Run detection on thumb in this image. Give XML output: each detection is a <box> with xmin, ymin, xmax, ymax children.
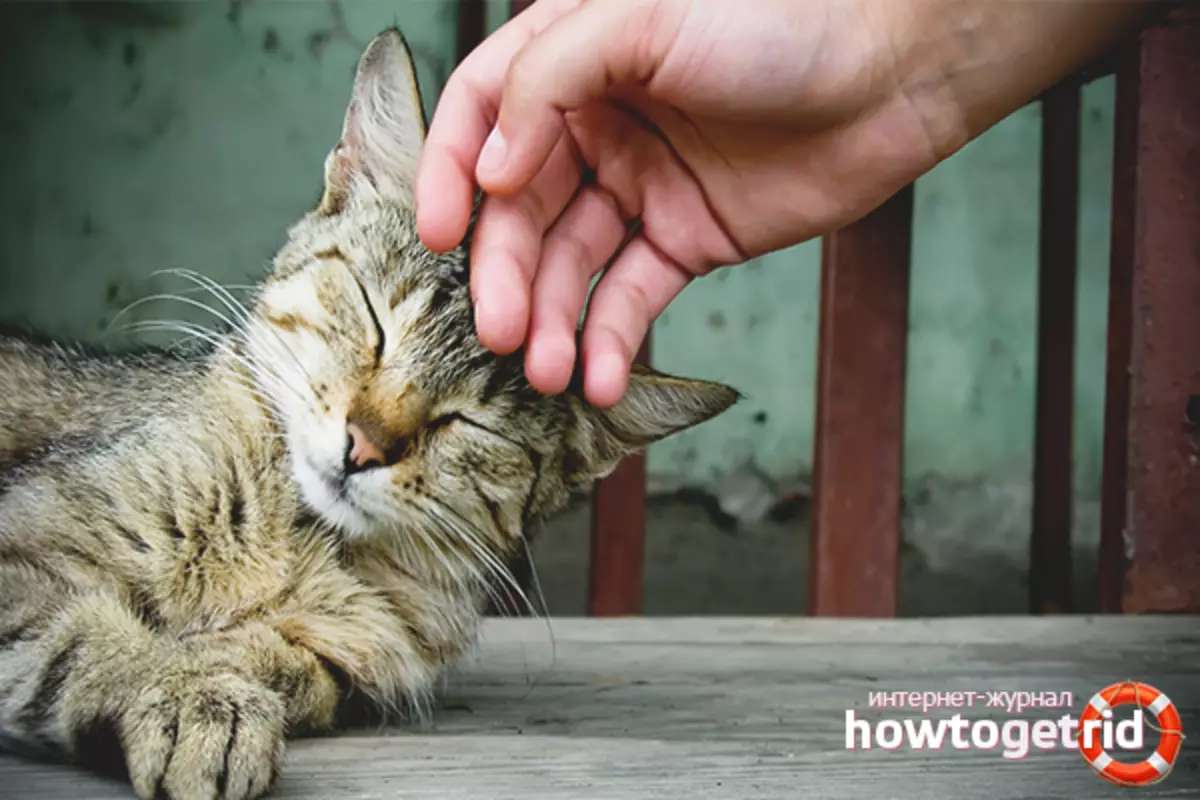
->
<box><xmin>475</xmin><ymin>0</ymin><xmax>679</xmax><ymax>195</ymax></box>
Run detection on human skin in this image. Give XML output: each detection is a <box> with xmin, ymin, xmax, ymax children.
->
<box><xmin>414</xmin><ymin>0</ymin><xmax>1151</xmax><ymax>408</ymax></box>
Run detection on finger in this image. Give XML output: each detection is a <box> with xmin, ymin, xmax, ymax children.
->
<box><xmin>476</xmin><ymin>0</ymin><xmax>680</xmax><ymax>195</ymax></box>
<box><xmin>414</xmin><ymin>81</ymin><xmax>490</xmax><ymax>253</ymax></box>
<box><xmin>525</xmin><ymin>187</ymin><xmax>628</xmax><ymax>395</ymax></box>
<box><xmin>415</xmin><ymin>0</ymin><xmax>585</xmax><ymax>252</ymax></box>
<box><xmin>581</xmin><ymin>236</ymin><xmax>692</xmax><ymax>408</ymax></box>
<box><xmin>470</xmin><ymin>133</ymin><xmax>583</xmax><ymax>355</ymax></box>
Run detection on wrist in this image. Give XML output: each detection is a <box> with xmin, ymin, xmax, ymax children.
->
<box><xmin>874</xmin><ymin>0</ymin><xmax>1151</xmax><ymax>162</ymax></box>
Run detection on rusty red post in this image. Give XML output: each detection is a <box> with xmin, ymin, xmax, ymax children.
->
<box><xmin>809</xmin><ymin>185</ymin><xmax>914</xmax><ymax>617</ymax></box>
<box><xmin>1030</xmin><ymin>81</ymin><xmax>1082</xmax><ymax>614</ymax></box>
<box><xmin>1100</xmin><ymin>7</ymin><xmax>1200</xmax><ymax>614</ymax></box>
<box><xmin>587</xmin><ymin>337</ymin><xmax>651</xmax><ymax>616</ymax></box>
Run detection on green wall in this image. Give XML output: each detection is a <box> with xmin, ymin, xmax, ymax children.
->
<box><xmin>0</xmin><ymin>1</ymin><xmax>1115</xmax><ymax>510</ymax></box>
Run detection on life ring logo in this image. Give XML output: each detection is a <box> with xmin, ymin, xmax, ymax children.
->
<box><xmin>1077</xmin><ymin>681</ymin><xmax>1185</xmax><ymax>787</ymax></box>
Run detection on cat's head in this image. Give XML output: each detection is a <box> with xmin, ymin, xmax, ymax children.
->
<box><xmin>245</xmin><ymin>28</ymin><xmax>738</xmax><ymax>548</ymax></box>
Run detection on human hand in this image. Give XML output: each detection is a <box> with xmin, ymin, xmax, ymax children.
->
<box><xmin>415</xmin><ymin>0</ymin><xmax>1146</xmax><ymax>408</ymax></box>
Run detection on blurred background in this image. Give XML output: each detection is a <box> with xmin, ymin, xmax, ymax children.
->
<box><xmin>0</xmin><ymin>1</ymin><xmax>1117</xmax><ymax>616</ymax></box>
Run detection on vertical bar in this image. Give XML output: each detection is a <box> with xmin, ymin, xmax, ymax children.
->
<box><xmin>809</xmin><ymin>185</ymin><xmax>914</xmax><ymax>617</ymax></box>
<box><xmin>587</xmin><ymin>336</ymin><xmax>650</xmax><ymax>616</ymax></box>
<box><xmin>1100</xmin><ymin>7</ymin><xmax>1200</xmax><ymax>614</ymax></box>
<box><xmin>1030</xmin><ymin>82</ymin><xmax>1082</xmax><ymax>614</ymax></box>
<box><xmin>456</xmin><ymin>0</ymin><xmax>486</xmax><ymax>64</ymax></box>
<box><xmin>1099</xmin><ymin>42</ymin><xmax>1139</xmax><ymax>614</ymax></box>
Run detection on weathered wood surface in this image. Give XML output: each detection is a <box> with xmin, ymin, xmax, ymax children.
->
<box><xmin>3</xmin><ymin>617</ymin><xmax>1199</xmax><ymax>799</ymax></box>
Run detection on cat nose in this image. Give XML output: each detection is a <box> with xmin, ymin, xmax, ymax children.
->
<box><xmin>344</xmin><ymin>421</ymin><xmax>387</xmax><ymax>474</ymax></box>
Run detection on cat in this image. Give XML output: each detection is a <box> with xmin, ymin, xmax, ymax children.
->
<box><xmin>0</xmin><ymin>26</ymin><xmax>738</xmax><ymax>800</ymax></box>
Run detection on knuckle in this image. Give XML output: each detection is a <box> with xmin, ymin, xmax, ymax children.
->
<box><xmin>518</xmin><ymin>186</ymin><xmax>549</xmax><ymax>229</ymax></box>
<box><xmin>580</xmin><ymin>186</ymin><xmax>622</xmax><ymax>218</ymax></box>
<box><xmin>549</xmin><ymin>230</ymin><xmax>594</xmax><ymax>271</ymax></box>
<box><xmin>613</xmin><ymin>278</ymin><xmax>653</xmax><ymax>325</ymax></box>
<box><xmin>504</xmin><ymin>49</ymin><xmax>541</xmax><ymax>99</ymax></box>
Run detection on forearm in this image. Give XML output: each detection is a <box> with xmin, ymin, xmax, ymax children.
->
<box><xmin>877</xmin><ymin>0</ymin><xmax>1154</xmax><ymax>159</ymax></box>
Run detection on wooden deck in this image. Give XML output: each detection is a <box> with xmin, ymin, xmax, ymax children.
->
<box><xmin>3</xmin><ymin>617</ymin><xmax>1198</xmax><ymax>799</ymax></box>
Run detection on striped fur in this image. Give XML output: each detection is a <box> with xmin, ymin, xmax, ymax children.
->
<box><xmin>0</xmin><ymin>28</ymin><xmax>738</xmax><ymax>800</ymax></box>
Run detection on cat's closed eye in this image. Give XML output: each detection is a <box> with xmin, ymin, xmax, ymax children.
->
<box><xmin>350</xmin><ymin>273</ymin><xmax>386</xmax><ymax>365</ymax></box>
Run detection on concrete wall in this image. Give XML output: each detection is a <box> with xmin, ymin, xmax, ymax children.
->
<box><xmin>0</xmin><ymin>1</ymin><xmax>459</xmax><ymax>343</ymax></box>
<box><xmin>0</xmin><ymin>2</ymin><xmax>1115</xmax><ymax>561</ymax></box>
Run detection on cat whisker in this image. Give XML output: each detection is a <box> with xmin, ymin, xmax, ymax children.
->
<box><xmin>106</xmin><ymin>292</ymin><xmax>238</xmax><ymax>340</ymax></box>
<box><xmin>424</xmin><ymin>499</ymin><xmax>537</xmax><ymax>620</ymax></box>
<box><xmin>121</xmin><ymin>272</ymin><xmax>319</xmax><ymax>402</ymax></box>
<box><xmin>242</xmin><ymin>316</ymin><xmax>321</xmax><ymax>389</ymax></box>
<box><xmin>151</xmin><ymin>269</ymin><xmax>261</xmax><ymax>329</ymax></box>
<box><xmin>105</xmin><ymin>314</ymin><xmax>219</xmax><ymax>346</ymax></box>
<box><xmin>420</xmin><ymin>509</ymin><xmax>507</xmax><ymax>600</ymax></box>
<box><xmin>115</xmin><ymin>319</ymin><xmax>303</xmax><ymax>415</ymax></box>
<box><xmin>158</xmin><ymin>272</ymin><xmax>312</xmax><ymax>385</ymax></box>
<box><xmin>108</xmin><ymin>314</ymin><xmax>303</xmax><ymax>408</ymax></box>
<box><xmin>398</xmin><ymin>504</ymin><xmax>505</xmax><ymax>613</ymax></box>
<box><xmin>165</xmin><ymin>269</ymin><xmax>320</xmax><ymax>393</ymax></box>
<box><xmin>516</xmin><ymin>537</ymin><xmax>558</xmax><ymax>699</ymax></box>
<box><xmin>405</xmin><ymin>518</ymin><xmax>485</xmax><ymax>607</ymax></box>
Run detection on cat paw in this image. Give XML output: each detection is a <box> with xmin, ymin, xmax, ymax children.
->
<box><xmin>121</xmin><ymin>671</ymin><xmax>286</xmax><ymax>800</ymax></box>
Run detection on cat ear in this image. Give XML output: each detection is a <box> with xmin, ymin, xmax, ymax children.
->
<box><xmin>317</xmin><ymin>28</ymin><xmax>426</xmax><ymax>216</ymax></box>
<box><xmin>562</xmin><ymin>362</ymin><xmax>740</xmax><ymax>486</ymax></box>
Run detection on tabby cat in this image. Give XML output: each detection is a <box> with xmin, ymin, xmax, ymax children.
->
<box><xmin>0</xmin><ymin>26</ymin><xmax>737</xmax><ymax>800</ymax></box>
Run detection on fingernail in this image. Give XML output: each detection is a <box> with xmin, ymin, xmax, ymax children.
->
<box><xmin>477</xmin><ymin>127</ymin><xmax>508</xmax><ymax>179</ymax></box>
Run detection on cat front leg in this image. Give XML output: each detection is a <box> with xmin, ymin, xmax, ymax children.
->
<box><xmin>161</xmin><ymin>572</ymin><xmax>459</xmax><ymax>736</ymax></box>
<box><xmin>0</xmin><ymin>576</ymin><xmax>285</xmax><ymax>800</ymax></box>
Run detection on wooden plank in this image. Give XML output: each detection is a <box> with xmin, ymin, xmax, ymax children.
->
<box><xmin>810</xmin><ymin>186</ymin><xmax>914</xmax><ymax>617</ymax></box>
<box><xmin>3</xmin><ymin>617</ymin><xmax>1198</xmax><ymax>799</ymax></box>
<box><xmin>1100</xmin><ymin>7</ymin><xmax>1200</xmax><ymax>614</ymax></box>
<box><xmin>1030</xmin><ymin>82</ymin><xmax>1082</xmax><ymax>614</ymax></box>
<box><xmin>587</xmin><ymin>337</ymin><xmax>650</xmax><ymax>616</ymax></box>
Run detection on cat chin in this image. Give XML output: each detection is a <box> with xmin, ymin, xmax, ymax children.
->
<box><xmin>291</xmin><ymin>458</ymin><xmax>377</xmax><ymax>538</ymax></box>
